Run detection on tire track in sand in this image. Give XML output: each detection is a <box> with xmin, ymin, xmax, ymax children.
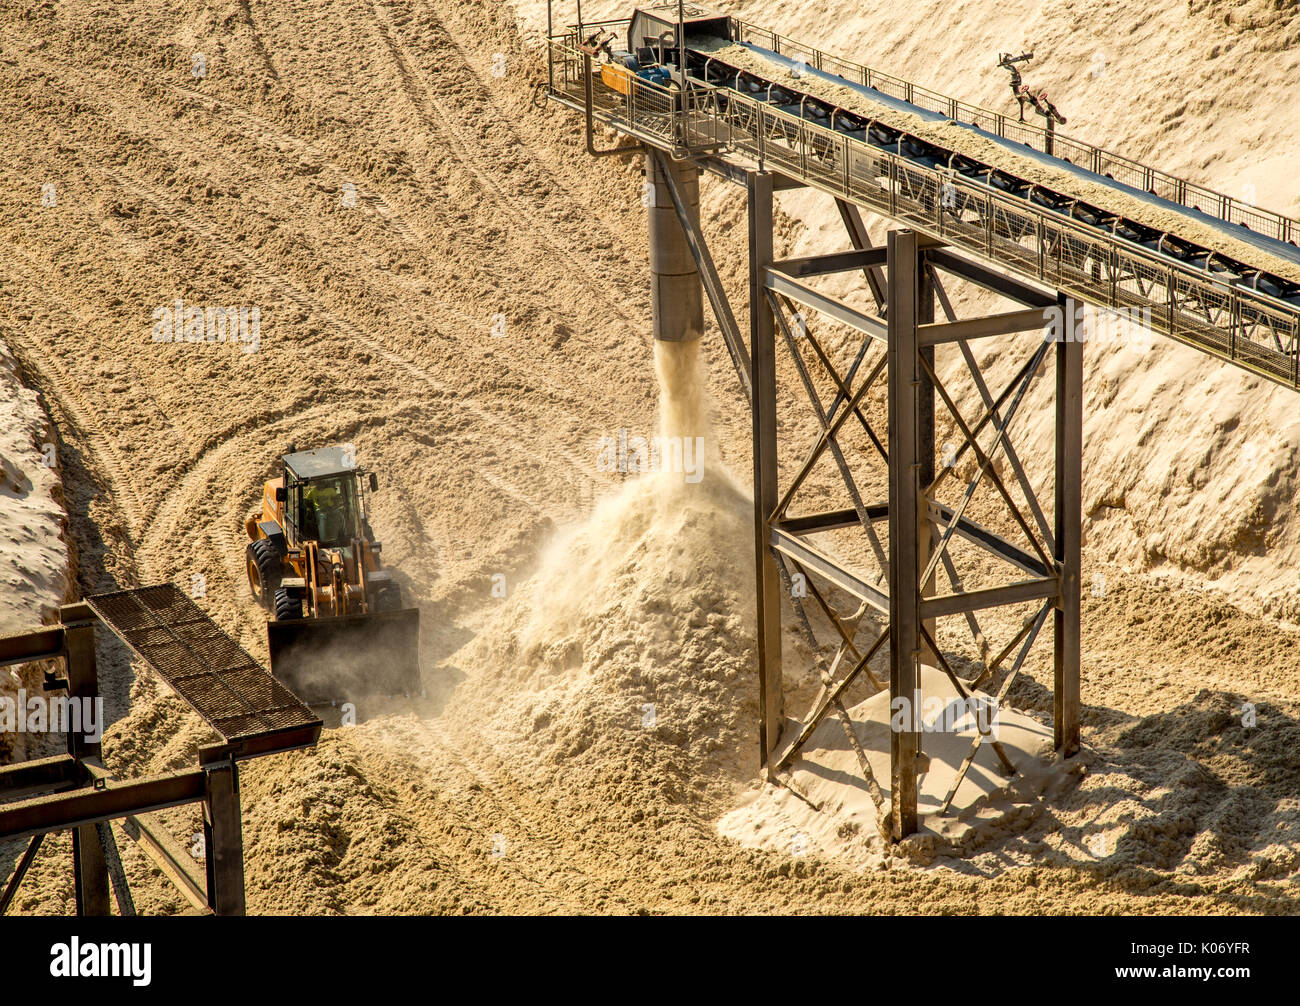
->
<box><xmin>343</xmin><ymin>719</ymin><xmax>621</xmax><ymax>912</ymax></box>
<box><xmin>364</xmin><ymin>0</ymin><xmax>653</xmax><ymax>350</ymax></box>
<box><xmin>0</xmin><ymin>252</ymin><xmax>152</xmax><ymax>550</ymax></box>
<box><xmin>11</xmin><ymin>30</ymin><xmax>619</xmax><ymax>525</ymax></box>
<box><xmin>92</xmin><ymin>160</ymin><xmax>565</xmax><ymax>511</ymax></box>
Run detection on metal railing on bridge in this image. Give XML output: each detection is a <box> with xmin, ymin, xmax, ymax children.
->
<box><xmin>546</xmin><ymin>26</ymin><xmax>1300</xmax><ymax>390</ymax></box>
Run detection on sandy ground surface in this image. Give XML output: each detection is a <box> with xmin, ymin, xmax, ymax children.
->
<box><xmin>0</xmin><ymin>0</ymin><xmax>1297</xmax><ymax>915</ymax></box>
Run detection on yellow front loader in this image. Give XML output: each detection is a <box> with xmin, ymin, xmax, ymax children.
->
<box><xmin>245</xmin><ymin>445</ymin><xmax>419</xmax><ymax>703</ymax></box>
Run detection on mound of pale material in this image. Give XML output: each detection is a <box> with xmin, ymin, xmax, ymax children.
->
<box><xmin>0</xmin><ymin>342</ymin><xmax>68</xmax><ymax>632</ymax></box>
<box><xmin>447</xmin><ymin>340</ymin><xmax>760</xmax><ymax>787</ymax></box>
<box><xmin>969</xmin><ymin>686</ymin><xmax>1300</xmax><ymax>891</ymax></box>
<box><xmin>0</xmin><ymin>339</ymin><xmax>70</xmax><ymax>763</ymax></box>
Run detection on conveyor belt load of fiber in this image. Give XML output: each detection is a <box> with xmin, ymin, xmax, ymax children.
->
<box><xmin>546</xmin><ymin>6</ymin><xmax>1300</xmax><ymax>388</ymax></box>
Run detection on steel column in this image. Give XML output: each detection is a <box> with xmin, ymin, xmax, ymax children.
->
<box><xmin>749</xmin><ymin>170</ymin><xmax>783</xmax><ymax>763</ymax></box>
<box><xmin>203</xmin><ymin>759</ymin><xmax>246</xmax><ymax>917</ymax></box>
<box><xmin>918</xmin><ymin>262</ymin><xmax>936</xmax><ymax>667</ymax></box>
<box><xmin>887</xmin><ymin>229</ymin><xmax>921</xmax><ymax>838</ymax></box>
<box><xmin>63</xmin><ymin>617</ymin><xmax>110</xmax><ymax>915</ymax></box>
<box><xmin>1054</xmin><ymin>292</ymin><xmax>1083</xmax><ymax>755</ymax></box>
<box><xmin>60</xmin><ymin>620</ymin><xmax>99</xmax><ymax>762</ymax></box>
<box><xmin>71</xmin><ymin>824</ymin><xmax>110</xmax><ymax>916</ymax></box>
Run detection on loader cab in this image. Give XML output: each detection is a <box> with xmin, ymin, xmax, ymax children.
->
<box><xmin>279</xmin><ymin>446</ymin><xmax>379</xmax><ymax>549</ymax></box>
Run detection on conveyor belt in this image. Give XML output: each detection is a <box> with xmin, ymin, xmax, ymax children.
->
<box><xmin>691</xmin><ymin>43</ymin><xmax>1300</xmax><ymax>304</ymax></box>
<box><xmin>723</xmin><ymin>19</ymin><xmax>1300</xmax><ymax>250</ymax></box>
<box><xmin>546</xmin><ymin>19</ymin><xmax>1300</xmax><ymax>390</ymax></box>
<box><xmin>86</xmin><ymin>585</ymin><xmax>320</xmax><ymax>749</ymax></box>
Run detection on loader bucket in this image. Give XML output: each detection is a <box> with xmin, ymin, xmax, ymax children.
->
<box><xmin>267</xmin><ymin>607</ymin><xmax>420</xmax><ymax>705</ymax></box>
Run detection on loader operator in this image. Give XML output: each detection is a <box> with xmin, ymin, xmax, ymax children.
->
<box><xmin>302</xmin><ymin>481</ymin><xmax>349</xmax><ymax>547</ymax></box>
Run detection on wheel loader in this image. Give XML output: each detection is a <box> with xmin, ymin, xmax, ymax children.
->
<box><xmin>245</xmin><ymin>445</ymin><xmax>420</xmax><ymax>703</ymax></box>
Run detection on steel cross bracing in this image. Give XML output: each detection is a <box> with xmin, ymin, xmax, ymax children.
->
<box><xmin>546</xmin><ymin>23</ymin><xmax>1300</xmax><ymax>389</ymax></box>
<box><xmin>745</xmin><ymin>170</ymin><xmax>1081</xmax><ymax>837</ymax></box>
<box><xmin>545</xmin><ymin>7</ymin><xmax>1288</xmax><ymax>838</ymax></box>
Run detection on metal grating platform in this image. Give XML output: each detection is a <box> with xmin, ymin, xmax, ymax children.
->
<box><xmin>85</xmin><ymin>585</ymin><xmax>320</xmax><ymax>748</ymax></box>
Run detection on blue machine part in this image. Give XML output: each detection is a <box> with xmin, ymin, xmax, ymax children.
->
<box><xmin>638</xmin><ymin>65</ymin><xmax>673</xmax><ymax>86</ymax></box>
<box><xmin>614</xmin><ymin>49</ymin><xmax>670</xmax><ymax>86</ymax></box>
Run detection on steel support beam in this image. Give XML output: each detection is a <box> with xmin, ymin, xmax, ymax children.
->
<box><xmin>72</xmin><ymin>824</ymin><xmax>110</xmax><ymax>917</ymax></box>
<box><xmin>203</xmin><ymin>759</ymin><xmax>246</xmax><ymax>917</ymax></box>
<box><xmin>770</xmin><ymin>527</ymin><xmax>890</xmax><ymax>615</ymax></box>
<box><xmin>192</xmin><ymin>728</ymin><xmax>325</xmax><ymax>765</ymax></box>
<box><xmin>919</xmin><ymin>307</ymin><xmax>1050</xmax><ymax>346</ymax></box>
<box><xmin>750</xmin><ymin>170</ymin><xmax>783</xmax><ymax>765</ymax></box>
<box><xmin>836</xmin><ymin>199</ymin><xmax>888</xmax><ymax>311</ymax></box>
<box><xmin>0</xmin><ymin>833</ymin><xmax>43</xmax><ymax>915</ymax></box>
<box><xmin>925</xmin><ymin>248</ymin><xmax>1056</xmax><ymax>309</ymax></box>
<box><xmin>702</xmin><ymin>155</ymin><xmax>805</xmax><ymax>190</ymax></box>
<box><xmin>771</xmin><ymin>247</ymin><xmax>888</xmax><ymax>278</ymax></box>
<box><xmin>931</xmin><ymin>503</ymin><xmax>1051</xmax><ymax>578</ymax></box>
<box><xmin>1054</xmin><ymin>292</ymin><xmax>1083</xmax><ymax>755</ymax></box>
<box><xmin>0</xmin><ymin>770</ymin><xmax>207</xmax><ymax>841</ymax></box>
<box><xmin>60</xmin><ymin>616</ymin><xmax>109</xmax><ymax>915</ymax></box>
<box><xmin>0</xmin><ymin>754</ymin><xmax>78</xmax><ymax>796</ymax></box>
<box><xmin>773</xmin><ymin>504</ymin><xmax>1049</xmax><ymax>578</ymax></box>
<box><xmin>765</xmin><ymin>271</ymin><xmax>887</xmax><ymax>342</ymax></box>
<box><xmin>0</xmin><ymin>625</ymin><xmax>64</xmax><ymax>668</ymax></box>
<box><xmin>773</xmin><ymin>628</ymin><xmax>890</xmax><ymax>771</ymax></box>
<box><xmin>96</xmin><ymin>820</ymin><xmax>136</xmax><ymax>916</ymax></box>
<box><xmin>887</xmin><ymin>229</ymin><xmax>921</xmax><ymax>838</ymax></box>
<box><xmin>921</xmin><ymin>577</ymin><xmax>1059</xmax><ymax>619</ymax></box>
<box><xmin>59</xmin><ymin>618</ymin><xmax>99</xmax><ymax>763</ymax></box>
<box><xmin>119</xmin><ymin>813</ymin><xmax>208</xmax><ymax>912</ymax></box>
<box><xmin>773</xmin><ymin>505</ymin><xmax>889</xmax><ymax>535</ymax></box>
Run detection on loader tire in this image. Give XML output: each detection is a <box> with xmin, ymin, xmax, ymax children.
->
<box><xmin>246</xmin><ymin>538</ymin><xmax>284</xmax><ymax>610</ymax></box>
<box><xmin>273</xmin><ymin>587</ymin><xmax>301</xmax><ymax>622</ymax></box>
<box><xmin>374</xmin><ymin>583</ymin><xmax>402</xmax><ymax>612</ymax></box>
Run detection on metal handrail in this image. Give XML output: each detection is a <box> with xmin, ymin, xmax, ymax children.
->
<box><xmin>550</xmin><ymin>17</ymin><xmax>1299</xmax><ymax>247</ymax></box>
<box><xmin>728</xmin><ymin>17</ymin><xmax>1299</xmax><ymax>247</ymax></box>
<box><xmin>545</xmin><ymin>34</ymin><xmax>1300</xmax><ymax>389</ymax></box>
<box><xmin>712</xmin><ymin>82</ymin><xmax>1300</xmax><ymax>335</ymax></box>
